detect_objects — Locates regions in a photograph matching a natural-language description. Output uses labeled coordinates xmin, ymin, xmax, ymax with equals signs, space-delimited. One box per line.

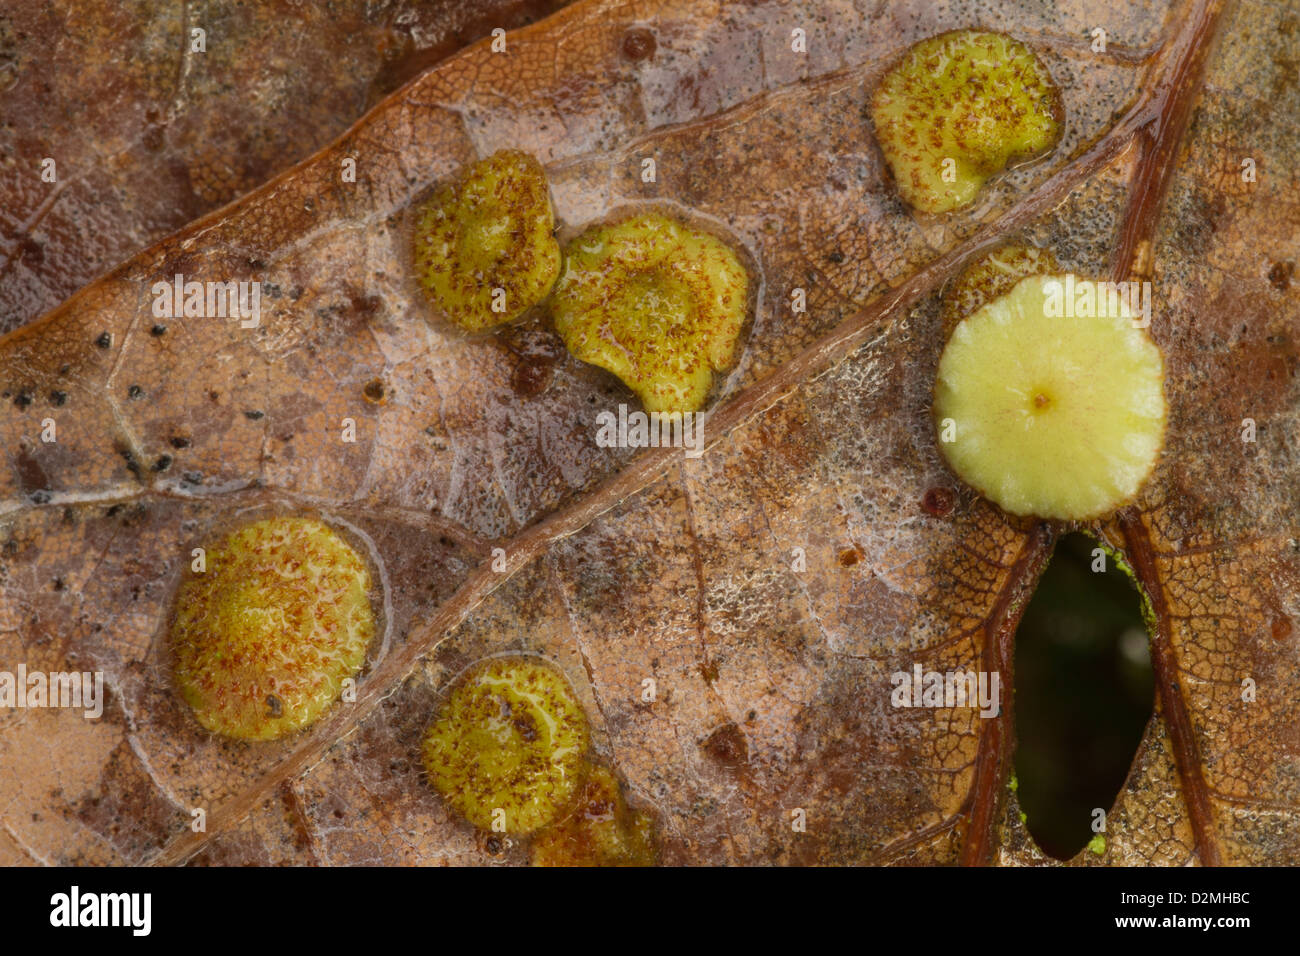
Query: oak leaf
xmin=0 ymin=0 xmax=1297 ymax=867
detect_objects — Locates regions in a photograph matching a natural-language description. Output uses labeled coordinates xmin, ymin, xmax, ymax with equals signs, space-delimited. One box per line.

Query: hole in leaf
xmin=1013 ymin=532 xmax=1155 ymax=860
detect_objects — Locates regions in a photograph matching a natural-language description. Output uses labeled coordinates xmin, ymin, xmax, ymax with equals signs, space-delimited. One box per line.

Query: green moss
xmin=550 ymin=212 xmax=750 ymax=414
xmin=871 ymin=30 xmax=1063 ymax=214
xmin=171 ymin=516 xmax=375 ymax=741
xmin=1087 ymin=834 xmax=1107 ymax=855
xmin=1086 ymin=533 xmax=1160 ymax=634
xmin=423 ymin=655 xmax=590 ymax=834
xmin=412 ymin=149 xmax=561 ymax=332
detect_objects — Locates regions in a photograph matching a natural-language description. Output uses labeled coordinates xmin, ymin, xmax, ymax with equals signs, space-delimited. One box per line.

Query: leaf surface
xmin=1 ymin=0 xmax=1297 ymax=866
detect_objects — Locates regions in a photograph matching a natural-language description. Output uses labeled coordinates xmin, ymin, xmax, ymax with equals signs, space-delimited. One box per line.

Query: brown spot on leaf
xmin=701 ymin=722 xmax=749 ymax=771
xmin=922 ymin=486 xmax=956 ymax=517
xmin=622 ymin=27 xmax=656 ymax=61
xmin=347 ymin=290 xmax=383 ymax=321
xmin=19 ymin=236 xmax=43 ymax=265
xmin=1268 ymin=261 xmax=1294 ymax=291
xmin=15 ymin=445 xmax=49 ymax=495
xmin=510 ymin=361 xmax=551 ymax=397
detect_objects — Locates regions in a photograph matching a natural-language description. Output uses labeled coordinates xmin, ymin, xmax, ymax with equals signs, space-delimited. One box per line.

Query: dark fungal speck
xmin=244 ymin=409 xmax=265 ymax=420
xmin=95 ymin=332 xmax=112 ymax=349
xmin=622 ymin=26 xmax=656 ymax=61
xmin=150 ymin=324 xmax=168 ymax=336
xmin=1268 ymin=261 xmax=1294 ymax=291
xmin=152 ymin=455 xmax=173 ymax=472
xmin=511 ymin=361 xmax=551 ymax=397
xmin=701 ymin=722 xmax=749 ymax=771
xmin=50 ymin=390 xmax=67 ymax=406
xmin=19 ymin=237 xmax=43 ymax=264
xmin=128 ymin=385 xmax=144 ymax=400
xmin=922 ymin=486 xmax=956 ymax=517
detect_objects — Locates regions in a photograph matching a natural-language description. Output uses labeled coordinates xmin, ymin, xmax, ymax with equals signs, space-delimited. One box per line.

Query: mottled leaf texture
xmin=0 ymin=0 xmax=571 ymax=335
xmin=1 ymin=0 xmax=1297 ymax=866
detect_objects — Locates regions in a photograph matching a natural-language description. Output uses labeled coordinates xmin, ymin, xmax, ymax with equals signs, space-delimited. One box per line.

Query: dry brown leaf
xmin=0 ymin=0 xmax=1297 ymax=866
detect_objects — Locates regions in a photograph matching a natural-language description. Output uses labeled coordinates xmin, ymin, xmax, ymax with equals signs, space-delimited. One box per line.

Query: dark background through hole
xmin=1013 ymin=533 xmax=1156 ymax=859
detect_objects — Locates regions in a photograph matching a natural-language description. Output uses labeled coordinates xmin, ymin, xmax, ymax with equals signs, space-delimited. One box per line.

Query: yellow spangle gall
xmin=871 ymin=30 xmax=1063 ymax=214
xmin=933 ymin=274 xmax=1166 ymax=520
xmin=422 ymin=655 xmax=590 ymax=835
xmin=550 ymin=212 xmax=750 ymax=414
xmin=171 ymin=516 xmax=375 ymax=741
xmin=530 ymin=764 xmax=657 ymax=867
xmin=412 ymin=149 xmax=561 ymax=332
